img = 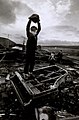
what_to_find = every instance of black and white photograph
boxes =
[0,0,79,120]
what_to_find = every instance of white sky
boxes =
[0,0,79,44]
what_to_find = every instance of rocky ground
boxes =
[0,49,79,119]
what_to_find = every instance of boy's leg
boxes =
[24,63,29,74]
[24,58,29,74]
[29,60,35,73]
[29,55,35,73]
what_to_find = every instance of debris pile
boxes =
[0,48,79,119]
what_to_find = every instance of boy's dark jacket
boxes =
[26,20,41,54]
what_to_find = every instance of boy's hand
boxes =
[29,14,40,23]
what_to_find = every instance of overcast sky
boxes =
[0,0,79,44]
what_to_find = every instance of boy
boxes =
[24,14,41,77]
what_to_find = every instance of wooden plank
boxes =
[26,82,40,95]
[15,71,33,95]
[15,71,40,95]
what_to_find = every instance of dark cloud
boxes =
[0,0,33,25]
[55,25,79,37]
[43,25,79,36]
[45,25,79,35]
[54,25,77,32]
[12,1,33,16]
[61,0,79,29]
[70,0,79,12]
[0,0,16,24]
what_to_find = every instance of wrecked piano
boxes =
[10,65,68,108]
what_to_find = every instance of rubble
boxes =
[0,47,79,120]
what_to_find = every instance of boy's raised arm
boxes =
[36,21,41,35]
[26,19,31,37]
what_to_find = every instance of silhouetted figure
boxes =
[49,52,55,65]
[24,14,41,76]
[57,50,63,63]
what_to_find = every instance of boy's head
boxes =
[31,26,37,32]
[30,26,37,35]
